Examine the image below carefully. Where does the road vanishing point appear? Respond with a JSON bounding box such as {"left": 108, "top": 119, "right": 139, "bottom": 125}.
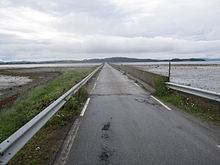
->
{"left": 64, "top": 64, "right": 220, "bottom": 165}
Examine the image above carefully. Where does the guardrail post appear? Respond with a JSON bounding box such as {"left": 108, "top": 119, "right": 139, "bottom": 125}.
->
{"left": 168, "top": 61, "right": 171, "bottom": 82}
{"left": 218, "top": 102, "right": 220, "bottom": 117}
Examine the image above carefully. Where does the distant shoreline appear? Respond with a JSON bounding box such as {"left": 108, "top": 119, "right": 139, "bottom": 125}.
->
{"left": 0, "top": 57, "right": 212, "bottom": 65}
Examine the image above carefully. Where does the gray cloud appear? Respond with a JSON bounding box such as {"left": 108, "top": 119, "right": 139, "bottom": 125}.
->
{"left": 1, "top": 35, "right": 219, "bottom": 61}
{"left": 0, "top": 0, "right": 220, "bottom": 61}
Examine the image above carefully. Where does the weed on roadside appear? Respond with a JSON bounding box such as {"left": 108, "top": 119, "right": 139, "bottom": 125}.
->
{"left": 153, "top": 77, "right": 220, "bottom": 124}
{"left": 9, "top": 88, "right": 88, "bottom": 165}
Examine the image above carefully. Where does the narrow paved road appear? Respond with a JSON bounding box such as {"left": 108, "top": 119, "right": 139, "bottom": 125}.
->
{"left": 65, "top": 64, "right": 220, "bottom": 165}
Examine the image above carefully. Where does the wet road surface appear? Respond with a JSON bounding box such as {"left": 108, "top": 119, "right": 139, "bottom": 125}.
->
{"left": 65, "top": 64, "right": 220, "bottom": 165}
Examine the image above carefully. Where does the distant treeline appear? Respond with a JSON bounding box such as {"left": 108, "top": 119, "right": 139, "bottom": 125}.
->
{"left": 0, "top": 57, "right": 208, "bottom": 64}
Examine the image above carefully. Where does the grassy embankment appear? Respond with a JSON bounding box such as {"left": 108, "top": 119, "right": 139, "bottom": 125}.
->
{"left": 0, "top": 67, "right": 93, "bottom": 164}
{"left": 153, "top": 77, "right": 220, "bottom": 124}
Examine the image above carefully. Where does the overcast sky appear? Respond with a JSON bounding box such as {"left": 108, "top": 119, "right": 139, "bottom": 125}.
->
{"left": 0, "top": 0, "right": 220, "bottom": 61}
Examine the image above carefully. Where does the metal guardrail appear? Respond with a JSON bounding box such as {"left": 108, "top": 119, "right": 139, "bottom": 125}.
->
{"left": 0, "top": 65, "right": 102, "bottom": 165}
{"left": 166, "top": 82, "right": 220, "bottom": 102}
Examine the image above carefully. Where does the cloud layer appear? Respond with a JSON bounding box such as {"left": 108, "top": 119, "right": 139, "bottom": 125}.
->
{"left": 0, "top": 0, "right": 220, "bottom": 61}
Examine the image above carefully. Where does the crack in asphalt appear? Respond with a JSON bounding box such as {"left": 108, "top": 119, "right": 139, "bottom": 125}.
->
{"left": 101, "top": 133, "right": 109, "bottom": 139}
{"left": 134, "top": 97, "right": 160, "bottom": 106}
{"left": 99, "top": 119, "right": 114, "bottom": 165}
{"left": 91, "top": 94, "right": 134, "bottom": 96}
{"left": 99, "top": 146, "right": 115, "bottom": 165}
{"left": 102, "top": 122, "right": 111, "bottom": 131}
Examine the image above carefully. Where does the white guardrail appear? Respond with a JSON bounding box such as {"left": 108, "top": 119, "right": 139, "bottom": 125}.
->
{"left": 166, "top": 82, "right": 220, "bottom": 102}
{"left": 0, "top": 65, "right": 102, "bottom": 165}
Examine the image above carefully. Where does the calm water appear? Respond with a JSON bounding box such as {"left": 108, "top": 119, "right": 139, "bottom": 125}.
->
{"left": 121, "top": 61, "right": 220, "bottom": 65}
{"left": 131, "top": 62, "right": 220, "bottom": 93}
{"left": 0, "top": 63, "right": 100, "bottom": 92}
{"left": 0, "top": 63, "right": 101, "bottom": 69}
{"left": 0, "top": 75, "right": 32, "bottom": 90}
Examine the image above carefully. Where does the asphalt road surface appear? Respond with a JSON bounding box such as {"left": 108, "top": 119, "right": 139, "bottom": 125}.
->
{"left": 65, "top": 64, "right": 220, "bottom": 165}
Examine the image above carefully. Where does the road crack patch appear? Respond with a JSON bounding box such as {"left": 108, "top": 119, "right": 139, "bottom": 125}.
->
{"left": 99, "top": 118, "right": 114, "bottom": 164}
{"left": 101, "top": 133, "right": 109, "bottom": 139}
{"left": 102, "top": 122, "right": 111, "bottom": 131}
{"left": 135, "top": 97, "right": 160, "bottom": 106}
{"left": 99, "top": 146, "right": 114, "bottom": 165}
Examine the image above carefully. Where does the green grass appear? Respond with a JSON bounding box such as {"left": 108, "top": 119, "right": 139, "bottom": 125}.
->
{"left": 153, "top": 78, "right": 220, "bottom": 124}
{"left": 9, "top": 88, "right": 88, "bottom": 165}
{"left": 0, "top": 68, "right": 93, "bottom": 143}
{"left": 153, "top": 77, "right": 169, "bottom": 96}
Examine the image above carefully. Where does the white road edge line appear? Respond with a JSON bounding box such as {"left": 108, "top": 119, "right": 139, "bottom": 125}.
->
{"left": 80, "top": 98, "right": 91, "bottom": 116}
{"left": 151, "top": 95, "right": 172, "bottom": 111}
{"left": 54, "top": 118, "right": 80, "bottom": 165}
{"left": 92, "top": 83, "right": 96, "bottom": 90}
{"left": 217, "top": 145, "right": 220, "bottom": 149}
{"left": 97, "top": 75, "right": 100, "bottom": 81}
{"left": 135, "top": 83, "right": 139, "bottom": 87}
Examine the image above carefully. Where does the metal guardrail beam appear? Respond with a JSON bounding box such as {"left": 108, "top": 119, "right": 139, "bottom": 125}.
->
{"left": 166, "top": 82, "right": 220, "bottom": 102}
{"left": 0, "top": 65, "right": 102, "bottom": 165}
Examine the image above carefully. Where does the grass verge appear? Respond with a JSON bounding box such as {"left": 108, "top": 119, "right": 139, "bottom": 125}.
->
{"left": 0, "top": 68, "right": 93, "bottom": 143}
{"left": 153, "top": 78, "right": 220, "bottom": 124}
{"left": 9, "top": 88, "right": 88, "bottom": 165}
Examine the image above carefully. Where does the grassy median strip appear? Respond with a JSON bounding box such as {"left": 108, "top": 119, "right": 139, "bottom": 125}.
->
{"left": 153, "top": 77, "right": 220, "bottom": 124}
{"left": 0, "top": 68, "right": 93, "bottom": 143}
